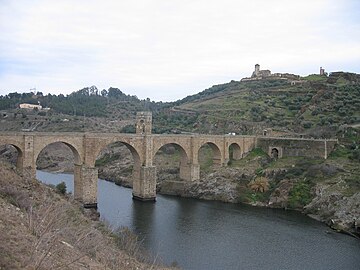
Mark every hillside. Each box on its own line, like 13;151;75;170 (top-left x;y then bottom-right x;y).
0;161;175;269
0;86;169;133
1;71;359;136
157;72;360;136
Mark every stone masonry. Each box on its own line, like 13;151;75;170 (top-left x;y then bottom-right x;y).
0;112;337;207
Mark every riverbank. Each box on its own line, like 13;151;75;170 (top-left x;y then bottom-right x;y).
0;161;176;270
3;141;359;238
155;150;360;238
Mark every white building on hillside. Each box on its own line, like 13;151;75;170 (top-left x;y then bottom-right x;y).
19;103;43;110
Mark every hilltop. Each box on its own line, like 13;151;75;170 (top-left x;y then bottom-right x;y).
0;71;359;138
163;71;360;136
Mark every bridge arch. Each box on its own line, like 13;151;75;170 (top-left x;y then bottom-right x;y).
92;140;142;191
35;141;83;200
0;143;23;170
153;142;189;165
34;141;82;166
229;143;242;161
198;141;222;169
92;140;141;168
153;143;190;183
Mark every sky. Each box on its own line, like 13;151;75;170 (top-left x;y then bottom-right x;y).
0;0;360;101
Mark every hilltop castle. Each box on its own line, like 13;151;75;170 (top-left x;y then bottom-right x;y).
241;64;300;82
252;64;271;78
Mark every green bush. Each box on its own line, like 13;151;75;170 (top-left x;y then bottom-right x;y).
56;182;67;195
288;181;312;209
302;121;312;129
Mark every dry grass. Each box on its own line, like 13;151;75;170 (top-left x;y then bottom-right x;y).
0;161;176;270
248;176;270;193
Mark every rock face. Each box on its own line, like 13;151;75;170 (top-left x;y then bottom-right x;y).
305;184;360;236
268;180;294;208
182;168;250;203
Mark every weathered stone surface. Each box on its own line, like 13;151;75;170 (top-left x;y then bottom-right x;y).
268;179;294;208
304;185;360;236
158;180;185;196
182;168;247;203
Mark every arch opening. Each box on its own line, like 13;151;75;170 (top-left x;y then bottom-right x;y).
271;148;279;159
95;141;141;188
36;142;80;172
153;143;189;194
0;144;22;169
36;142;80;195
229;143;242;161
198;142;222;174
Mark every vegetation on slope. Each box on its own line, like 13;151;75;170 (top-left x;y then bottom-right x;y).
166;72;360;136
0;161;175;269
1;71;359;136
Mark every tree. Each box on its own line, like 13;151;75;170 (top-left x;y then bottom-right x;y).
55;182;67;195
108;87;124;99
101;89;108;97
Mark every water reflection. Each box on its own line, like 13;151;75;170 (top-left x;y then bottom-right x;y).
36;171;360;270
132;200;156;249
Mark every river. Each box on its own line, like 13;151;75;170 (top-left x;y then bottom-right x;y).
36;171;360;270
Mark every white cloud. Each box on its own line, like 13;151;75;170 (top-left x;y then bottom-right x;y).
0;0;359;101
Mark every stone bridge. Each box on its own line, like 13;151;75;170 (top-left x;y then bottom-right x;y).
0;112;337;207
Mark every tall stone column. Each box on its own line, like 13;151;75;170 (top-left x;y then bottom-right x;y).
78;165;98;208
133;111;157;201
23;135;36;178
180;135;200;181
74;164;83;201
132;165;156;201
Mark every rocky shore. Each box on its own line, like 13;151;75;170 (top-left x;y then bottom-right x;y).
157;167;360;238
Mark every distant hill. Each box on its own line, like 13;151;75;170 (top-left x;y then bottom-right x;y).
0;71;359;137
156;72;360;137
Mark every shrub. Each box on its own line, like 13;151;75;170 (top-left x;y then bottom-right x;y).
302;121;312;129
248;177;269;193
56;182;67;195
288;181;312;209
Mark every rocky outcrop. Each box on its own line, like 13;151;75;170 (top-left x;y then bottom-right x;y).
183;169;242;202
304;184;360;237
268;179;294;208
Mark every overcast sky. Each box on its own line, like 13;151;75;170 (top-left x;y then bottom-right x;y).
1;0;359;101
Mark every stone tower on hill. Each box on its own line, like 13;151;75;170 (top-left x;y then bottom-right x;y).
251;64;271;78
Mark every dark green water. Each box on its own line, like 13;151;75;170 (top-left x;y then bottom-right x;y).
37;171;360;270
